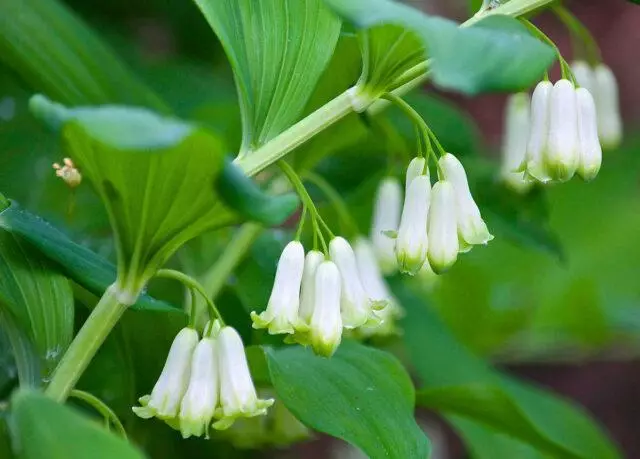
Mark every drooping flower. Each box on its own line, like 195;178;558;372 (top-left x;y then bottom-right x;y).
547;79;579;182
308;261;343;357
405;156;428;189
179;337;218;439
501;93;532;193
572;61;596;95
427;181;459;273
395;175;430;275
593;64;622;150
329;237;375;329
370;177;402;274
576;87;602;181
214;326;274;430
297;250;325;325
133;327;199;421
524;81;554;183
354;238;392;311
251;241;306;334
439;153;493;248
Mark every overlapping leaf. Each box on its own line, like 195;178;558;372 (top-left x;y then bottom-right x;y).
266;342;430;459
0;229;73;380
193;0;342;155
323;0;555;95
391;279;621;459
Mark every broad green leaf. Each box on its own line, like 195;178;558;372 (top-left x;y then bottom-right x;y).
0;310;39;387
0;0;166;109
10;389;146;459
323;0;555;94
266;342;430;459
391;278;621;459
0;202;179;313
0;229;73;379
193;0;342;155
30;95;229;299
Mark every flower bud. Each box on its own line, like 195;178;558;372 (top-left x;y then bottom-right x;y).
501;93;532;193
395;175;430;275
370;177;402;274
298;250;325;324
572;61;596;95
439;153;493;247
524;81;553;183
329;237;373;328
309;261;343;357
427;181;459;273
354;238;391;310
593;64;622;150
179;337;218;438
251;241;306;334
133;327;199;420
214;327;274;430
405;156;428;190
547;79;579;182
575;88;602;181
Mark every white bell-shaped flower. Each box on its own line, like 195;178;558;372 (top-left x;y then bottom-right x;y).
427;181;459;273
354;238;391;310
524;81;553;183
133;327;199;420
439;153;493;247
214;326;274;430
298;250;325;324
329;237;374;328
547;79;579;182
395;175;430;275
572;61;596;95
501;93;532;193
575;87;602;181
370;177;402;275
405;156;428;189
179;337;218;439
251;241;306;334
593;64;622;150
309;261;343;357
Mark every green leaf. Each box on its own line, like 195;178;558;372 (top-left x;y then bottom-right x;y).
0;229;73;379
30;95;229;299
323;0;555;94
266;341;430;459
10;389;146;459
193;0;342;155
0;202;179;313
391;278;621;459
0;310;40;387
0;0;166;109
215;159;299;227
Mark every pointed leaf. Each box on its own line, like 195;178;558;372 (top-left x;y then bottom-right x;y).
193;0;342;155
266;342;430;459
391;278;621;459
0;202;180;313
0;229;73;379
323;0;555;94
10;389;146;459
0;0;166;109
30;95;229;299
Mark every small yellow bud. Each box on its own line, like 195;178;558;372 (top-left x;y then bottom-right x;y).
52;157;82;188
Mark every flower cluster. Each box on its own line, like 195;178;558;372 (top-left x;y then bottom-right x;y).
133;323;273;438
375;154;492;276
251;237;395;357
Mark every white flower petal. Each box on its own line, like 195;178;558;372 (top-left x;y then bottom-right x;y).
576;88;602;181
594;64;622;150
395;175;430;275
370;177;402;274
525;81;553;183
309;261;343;357
298;250;325;324
547;79;579;182
427;181;459;273
501;93;532;193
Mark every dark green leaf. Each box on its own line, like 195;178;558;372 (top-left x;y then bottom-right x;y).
215;159;299;227
0;202;179;313
266;341;430;459
0;0;166;109
392;278;621;459
0;229;73;379
30;95;230;297
10;389;146;459
194;0;342;154
323;0;555;94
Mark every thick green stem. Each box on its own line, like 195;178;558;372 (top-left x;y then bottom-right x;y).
45;284;128;402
